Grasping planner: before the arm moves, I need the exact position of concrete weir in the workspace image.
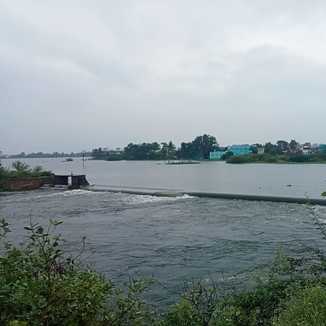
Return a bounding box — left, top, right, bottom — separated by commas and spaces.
188, 192, 326, 206
91, 187, 326, 206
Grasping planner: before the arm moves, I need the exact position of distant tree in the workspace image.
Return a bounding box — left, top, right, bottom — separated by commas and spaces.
92, 136, 217, 161
276, 140, 289, 154
264, 142, 278, 155
160, 142, 177, 160
177, 142, 193, 159
177, 135, 218, 160
167, 141, 177, 159
122, 142, 176, 160
250, 145, 258, 154
92, 147, 108, 160
12, 161, 30, 174
289, 139, 301, 154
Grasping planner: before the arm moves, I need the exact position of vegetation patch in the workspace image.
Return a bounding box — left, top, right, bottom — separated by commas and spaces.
0, 161, 52, 191
227, 153, 326, 164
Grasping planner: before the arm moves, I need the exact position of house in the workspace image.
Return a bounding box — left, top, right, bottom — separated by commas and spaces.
228, 144, 252, 156
209, 150, 226, 160
209, 147, 229, 160
319, 144, 326, 153
302, 143, 312, 155
311, 144, 320, 153
209, 145, 253, 160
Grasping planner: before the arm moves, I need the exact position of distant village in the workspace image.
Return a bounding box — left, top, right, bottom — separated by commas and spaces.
209, 141, 326, 160
2, 137, 326, 163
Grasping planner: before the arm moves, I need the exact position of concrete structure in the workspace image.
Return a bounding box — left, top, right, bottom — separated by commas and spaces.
53, 174, 89, 188
71, 175, 89, 188
1, 178, 45, 191
54, 175, 69, 185
92, 187, 326, 207
0, 174, 89, 191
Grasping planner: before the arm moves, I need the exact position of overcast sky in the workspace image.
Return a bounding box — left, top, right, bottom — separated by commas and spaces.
1, 0, 326, 153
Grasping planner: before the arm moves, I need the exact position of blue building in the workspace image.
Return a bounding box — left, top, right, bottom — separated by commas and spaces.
209, 150, 226, 160
319, 144, 326, 153
228, 144, 252, 156
210, 144, 252, 160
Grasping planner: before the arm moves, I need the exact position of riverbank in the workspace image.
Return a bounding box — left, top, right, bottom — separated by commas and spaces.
226, 153, 326, 164
0, 161, 52, 191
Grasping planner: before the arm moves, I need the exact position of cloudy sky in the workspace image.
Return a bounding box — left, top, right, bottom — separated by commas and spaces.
1, 0, 326, 153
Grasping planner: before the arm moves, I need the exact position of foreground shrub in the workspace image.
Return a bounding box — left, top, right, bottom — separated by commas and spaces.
163, 250, 326, 326
0, 219, 111, 325
0, 219, 155, 326
274, 285, 326, 326
164, 281, 219, 326
1, 218, 326, 325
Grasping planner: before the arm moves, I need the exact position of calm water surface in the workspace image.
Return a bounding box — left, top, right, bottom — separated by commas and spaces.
1, 158, 326, 305
3, 157, 326, 197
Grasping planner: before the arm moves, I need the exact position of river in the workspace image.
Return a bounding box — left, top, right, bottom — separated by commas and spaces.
3, 157, 326, 197
1, 158, 326, 305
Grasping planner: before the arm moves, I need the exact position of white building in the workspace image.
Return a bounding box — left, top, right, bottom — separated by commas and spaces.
302, 143, 312, 155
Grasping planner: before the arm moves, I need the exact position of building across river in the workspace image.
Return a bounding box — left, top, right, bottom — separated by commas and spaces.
210, 144, 252, 160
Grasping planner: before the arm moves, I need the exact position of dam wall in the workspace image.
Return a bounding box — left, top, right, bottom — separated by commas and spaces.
91, 187, 326, 206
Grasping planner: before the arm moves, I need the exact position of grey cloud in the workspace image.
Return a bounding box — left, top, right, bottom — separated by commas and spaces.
1, 0, 326, 153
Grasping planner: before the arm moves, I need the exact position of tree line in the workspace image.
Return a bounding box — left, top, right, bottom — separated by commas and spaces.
92, 137, 324, 162
92, 134, 219, 161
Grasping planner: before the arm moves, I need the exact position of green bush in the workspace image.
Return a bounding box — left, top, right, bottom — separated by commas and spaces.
164, 280, 219, 326
0, 219, 111, 325
164, 251, 326, 326
274, 285, 326, 326
0, 161, 52, 181
0, 219, 156, 326
1, 218, 326, 325
226, 153, 326, 164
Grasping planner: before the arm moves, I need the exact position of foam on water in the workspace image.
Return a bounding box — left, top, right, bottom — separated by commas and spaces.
123, 193, 194, 205
1, 189, 106, 203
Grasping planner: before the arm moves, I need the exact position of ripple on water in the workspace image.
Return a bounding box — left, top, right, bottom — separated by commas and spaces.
1, 189, 326, 306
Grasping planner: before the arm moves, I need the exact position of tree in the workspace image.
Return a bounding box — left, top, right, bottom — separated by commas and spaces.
264, 142, 278, 155
177, 142, 194, 159
289, 139, 301, 154
250, 145, 258, 154
177, 135, 218, 160
123, 142, 175, 160
167, 141, 177, 159
276, 140, 289, 154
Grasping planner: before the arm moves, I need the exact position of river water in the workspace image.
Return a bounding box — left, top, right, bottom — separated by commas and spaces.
1, 158, 326, 305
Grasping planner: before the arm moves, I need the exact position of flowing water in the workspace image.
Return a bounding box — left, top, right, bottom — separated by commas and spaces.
1, 158, 326, 305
